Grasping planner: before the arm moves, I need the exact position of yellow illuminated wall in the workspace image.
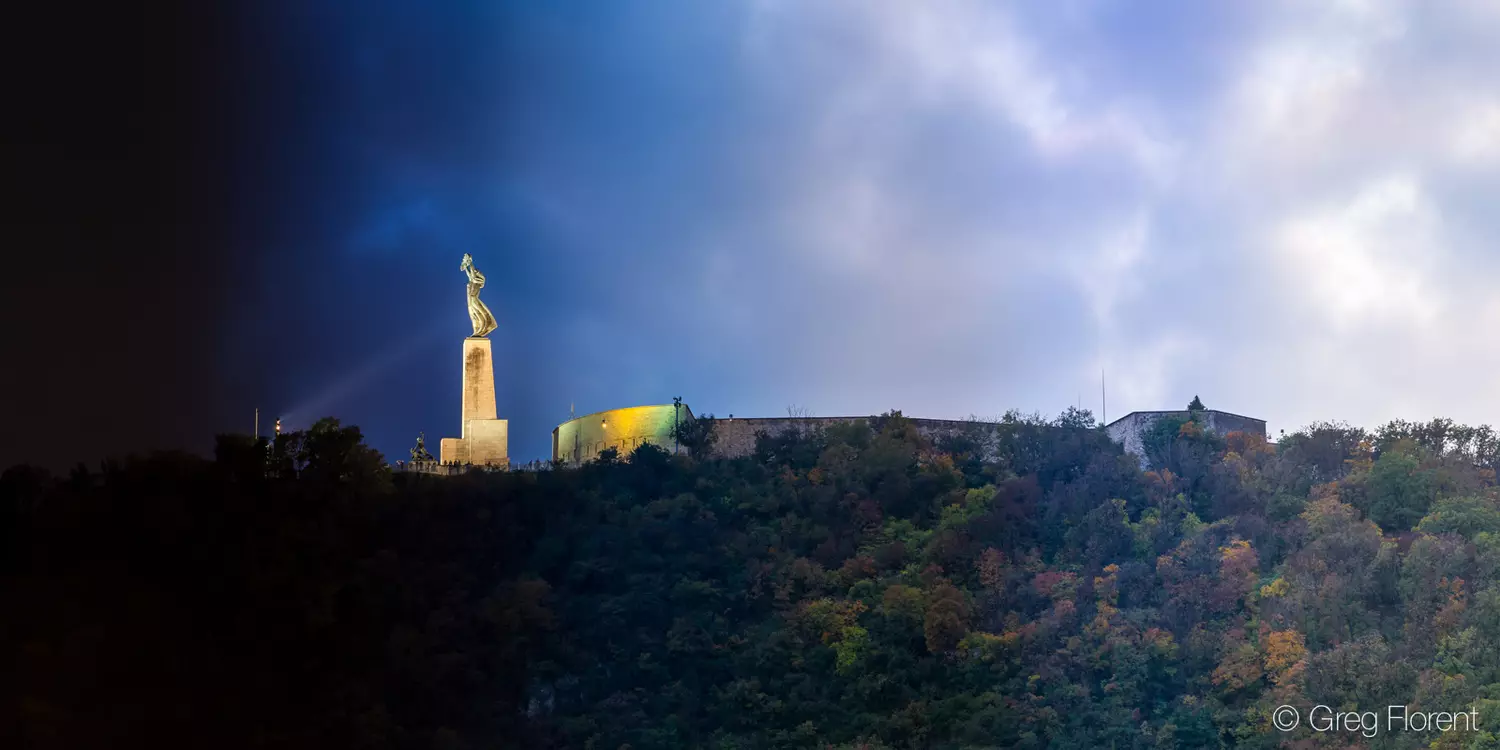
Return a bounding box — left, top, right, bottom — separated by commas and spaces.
552, 403, 695, 464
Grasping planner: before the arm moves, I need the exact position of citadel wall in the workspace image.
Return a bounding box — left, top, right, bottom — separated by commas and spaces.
552, 404, 694, 464
1105, 410, 1268, 467
710, 415, 995, 459
540, 406, 1267, 468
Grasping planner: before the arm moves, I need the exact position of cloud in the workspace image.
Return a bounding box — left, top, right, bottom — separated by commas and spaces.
1167, 0, 1500, 432
1275, 175, 1442, 328
716, 0, 1500, 431
1448, 100, 1500, 166
1072, 210, 1151, 328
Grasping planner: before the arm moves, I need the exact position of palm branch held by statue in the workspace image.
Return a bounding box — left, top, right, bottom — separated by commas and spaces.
460, 253, 498, 338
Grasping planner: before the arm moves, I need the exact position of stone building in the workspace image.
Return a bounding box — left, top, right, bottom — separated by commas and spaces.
1105, 409, 1267, 467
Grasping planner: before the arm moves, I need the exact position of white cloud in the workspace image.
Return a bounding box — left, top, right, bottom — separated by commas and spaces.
1072, 210, 1150, 327
1449, 100, 1500, 166
1275, 175, 1443, 328
749, 0, 1175, 178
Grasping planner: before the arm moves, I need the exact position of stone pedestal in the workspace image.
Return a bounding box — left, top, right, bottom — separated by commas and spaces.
439, 437, 468, 465
440, 337, 509, 467
464, 419, 508, 465
461, 338, 497, 426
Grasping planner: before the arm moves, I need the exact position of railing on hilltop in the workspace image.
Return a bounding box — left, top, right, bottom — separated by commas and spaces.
391, 458, 559, 475
510, 459, 554, 473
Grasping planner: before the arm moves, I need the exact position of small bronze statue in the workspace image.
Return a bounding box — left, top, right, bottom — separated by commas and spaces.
411, 432, 436, 463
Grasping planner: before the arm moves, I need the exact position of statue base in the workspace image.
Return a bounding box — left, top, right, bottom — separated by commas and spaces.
440, 420, 508, 467
440, 337, 508, 467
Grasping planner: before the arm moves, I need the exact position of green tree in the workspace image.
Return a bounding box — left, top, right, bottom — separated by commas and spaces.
1417, 494, 1500, 539
1361, 443, 1438, 532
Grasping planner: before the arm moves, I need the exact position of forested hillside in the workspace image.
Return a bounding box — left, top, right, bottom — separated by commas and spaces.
5, 410, 1500, 749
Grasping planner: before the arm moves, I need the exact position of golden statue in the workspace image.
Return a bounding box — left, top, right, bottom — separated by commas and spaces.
461, 253, 498, 338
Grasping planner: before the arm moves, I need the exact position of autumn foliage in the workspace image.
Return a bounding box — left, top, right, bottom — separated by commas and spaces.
6, 413, 1500, 748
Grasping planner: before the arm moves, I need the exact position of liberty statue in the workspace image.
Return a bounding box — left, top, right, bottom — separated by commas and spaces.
461, 253, 498, 338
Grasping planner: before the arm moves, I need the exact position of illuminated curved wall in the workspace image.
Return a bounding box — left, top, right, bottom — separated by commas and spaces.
552, 403, 694, 464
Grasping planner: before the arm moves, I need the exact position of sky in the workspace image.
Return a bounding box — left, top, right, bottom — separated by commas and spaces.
8, 0, 1500, 467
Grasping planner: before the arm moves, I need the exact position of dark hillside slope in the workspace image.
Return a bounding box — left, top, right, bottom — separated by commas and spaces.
4, 413, 1500, 749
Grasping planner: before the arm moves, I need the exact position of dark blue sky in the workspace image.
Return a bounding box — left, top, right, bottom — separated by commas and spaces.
9, 0, 1500, 468
227, 2, 772, 462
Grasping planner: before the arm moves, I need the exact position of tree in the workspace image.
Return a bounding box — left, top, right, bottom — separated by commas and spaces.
1417, 494, 1500, 539
924, 583, 970, 653
1361, 443, 1438, 532
1188, 395, 1206, 413
1142, 414, 1190, 468
274, 417, 390, 486
671, 412, 719, 460
1053, 406, 1097, 430
1275, 421, 1370, 488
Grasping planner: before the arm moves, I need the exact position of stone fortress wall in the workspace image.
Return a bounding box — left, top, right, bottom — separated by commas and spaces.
1105, 410, 1267, 466
708, 415, 989, 459
547, 408, 1003, 465
546, 406, 1268, 466
460, 400, 1273, 470
687, 409, 1264, 465
547, 409, 1043, 465
552, 404, 695, 464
